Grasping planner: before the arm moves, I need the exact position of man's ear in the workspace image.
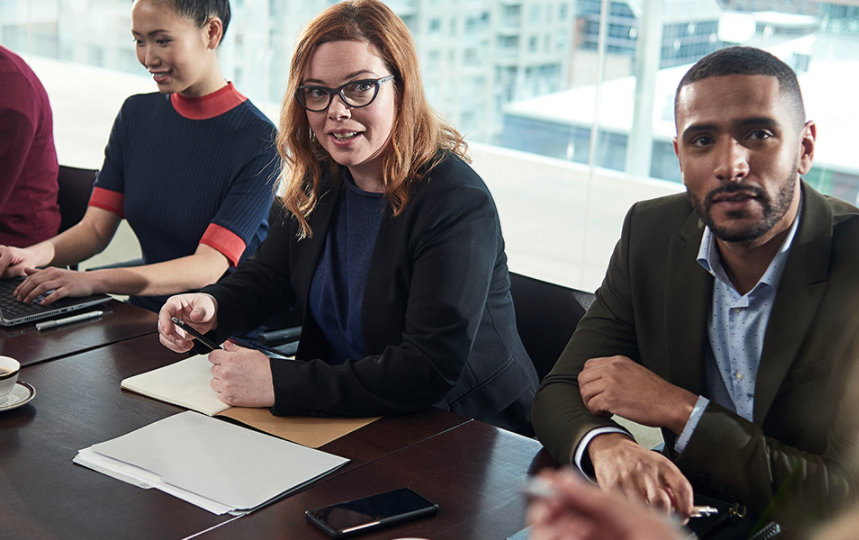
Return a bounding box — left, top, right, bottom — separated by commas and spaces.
673, 137, 683, 173
797, 120, 816, 175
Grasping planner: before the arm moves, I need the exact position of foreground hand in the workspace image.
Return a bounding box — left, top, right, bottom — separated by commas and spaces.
208, 341, 275, 407
14, 267, 97, 305
578, 355, 697, 433
158, 293, 218, 353
589, 433, 694, 519
527, 467, 685, 540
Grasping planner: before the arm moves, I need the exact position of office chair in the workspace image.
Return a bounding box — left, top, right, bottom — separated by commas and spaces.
57, 165, 98, 234
55, 165, 98, 270
509, 272, 594, 381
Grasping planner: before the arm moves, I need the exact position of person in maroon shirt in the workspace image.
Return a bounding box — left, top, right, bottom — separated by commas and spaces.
0, 45, 60, 247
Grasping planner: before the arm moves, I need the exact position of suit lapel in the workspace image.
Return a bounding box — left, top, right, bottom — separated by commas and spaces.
665, 211, 712, 394
754, 184, 831, 424
291, 168, 343, 302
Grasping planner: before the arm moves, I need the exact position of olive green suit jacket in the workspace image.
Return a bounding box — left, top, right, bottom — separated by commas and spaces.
532, 182, 859, 530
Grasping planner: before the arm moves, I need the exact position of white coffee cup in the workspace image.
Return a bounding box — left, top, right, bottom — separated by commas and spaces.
0, 356, 21, 399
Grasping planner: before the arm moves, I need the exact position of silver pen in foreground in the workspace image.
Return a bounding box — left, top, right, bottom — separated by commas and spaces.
522, 476, 719, 519
35, 310, 104, 331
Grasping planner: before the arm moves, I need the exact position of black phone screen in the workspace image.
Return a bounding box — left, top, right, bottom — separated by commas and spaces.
305, 487, 438, 538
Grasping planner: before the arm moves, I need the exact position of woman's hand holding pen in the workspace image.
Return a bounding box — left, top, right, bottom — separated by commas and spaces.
158, 293, 274, 406
158, 293, 219, 353
209, 341, 275, 407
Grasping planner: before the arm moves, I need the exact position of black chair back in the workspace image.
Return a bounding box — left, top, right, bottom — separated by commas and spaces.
57, 165, 98, 233
509, 272, 594, 381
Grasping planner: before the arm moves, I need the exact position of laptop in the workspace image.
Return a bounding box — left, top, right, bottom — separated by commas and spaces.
0, 277, 113, 327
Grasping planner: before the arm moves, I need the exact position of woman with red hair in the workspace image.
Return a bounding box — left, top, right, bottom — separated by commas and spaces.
159, 0, 538, 435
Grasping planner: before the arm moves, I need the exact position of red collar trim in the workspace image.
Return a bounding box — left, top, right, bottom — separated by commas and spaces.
170, 82, 247, 120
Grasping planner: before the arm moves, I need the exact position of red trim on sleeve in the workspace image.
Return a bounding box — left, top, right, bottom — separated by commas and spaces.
170, 82, 248, 120
200, 223, 246, 267
88, 186, 124, 217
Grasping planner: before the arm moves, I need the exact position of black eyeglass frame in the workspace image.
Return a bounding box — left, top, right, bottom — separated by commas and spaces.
295, 75, 396, 112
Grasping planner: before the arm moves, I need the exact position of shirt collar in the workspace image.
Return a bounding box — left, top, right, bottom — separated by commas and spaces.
696, 191, 803, 293
170, 82, 246, 120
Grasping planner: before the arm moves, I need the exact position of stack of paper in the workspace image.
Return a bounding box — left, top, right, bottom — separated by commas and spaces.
74, 411, 349, 514
121, 354, 378, 447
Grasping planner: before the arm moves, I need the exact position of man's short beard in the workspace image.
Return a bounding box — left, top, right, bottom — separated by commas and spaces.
689, 173, 797, 243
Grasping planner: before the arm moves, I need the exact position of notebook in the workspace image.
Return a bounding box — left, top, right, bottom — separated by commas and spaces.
121, 354, 380, 448
0, 277, 113, 327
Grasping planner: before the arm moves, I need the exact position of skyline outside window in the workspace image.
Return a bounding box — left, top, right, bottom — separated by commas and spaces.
2, 0, 857, 290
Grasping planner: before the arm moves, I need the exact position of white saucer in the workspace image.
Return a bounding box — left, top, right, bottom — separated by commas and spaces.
0, 382, 35, 411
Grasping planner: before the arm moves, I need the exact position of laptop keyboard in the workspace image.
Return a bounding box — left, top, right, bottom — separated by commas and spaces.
0, 280, 56, 318
0, 277, 113, 327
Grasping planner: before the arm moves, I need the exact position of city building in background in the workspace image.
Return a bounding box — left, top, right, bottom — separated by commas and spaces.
575, 0, 721, 70
497, 0, 859, 203
2, 0, 858, 287
0, 0, 576, 143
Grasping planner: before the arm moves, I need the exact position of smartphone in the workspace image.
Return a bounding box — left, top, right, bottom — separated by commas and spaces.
305, 487, 439, 538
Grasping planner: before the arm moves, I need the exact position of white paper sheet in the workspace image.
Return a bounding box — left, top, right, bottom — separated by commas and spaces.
74, 411, 349, 514
73, 448, 233, 514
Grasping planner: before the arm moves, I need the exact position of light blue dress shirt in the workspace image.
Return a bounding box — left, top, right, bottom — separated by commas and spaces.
674, 200, 801, 452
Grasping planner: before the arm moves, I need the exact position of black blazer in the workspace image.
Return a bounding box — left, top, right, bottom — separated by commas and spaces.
204, 153, 538, 433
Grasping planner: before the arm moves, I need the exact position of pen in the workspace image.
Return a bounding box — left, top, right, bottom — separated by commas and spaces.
171, 316, 222, 351
521, 477, 558, 499
35, 310, 103, 331
521, 477, 718, 518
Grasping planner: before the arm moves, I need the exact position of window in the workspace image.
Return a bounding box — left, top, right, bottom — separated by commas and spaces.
5, 0, 858, 290
429, 18, 442, 35
529, 4, 541, 24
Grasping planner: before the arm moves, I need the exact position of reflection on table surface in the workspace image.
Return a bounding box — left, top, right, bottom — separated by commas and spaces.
0, 299, 157, 367
1, 311, 552, 540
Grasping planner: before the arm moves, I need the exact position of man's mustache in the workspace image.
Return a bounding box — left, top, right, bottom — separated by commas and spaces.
703, 184, 766, 209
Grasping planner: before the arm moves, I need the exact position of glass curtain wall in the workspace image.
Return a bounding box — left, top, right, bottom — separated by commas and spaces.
2, 0, 857, 290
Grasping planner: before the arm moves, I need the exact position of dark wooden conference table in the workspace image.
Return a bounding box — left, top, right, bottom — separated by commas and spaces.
0, 302, 552, 539
0, 298, 156, 366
